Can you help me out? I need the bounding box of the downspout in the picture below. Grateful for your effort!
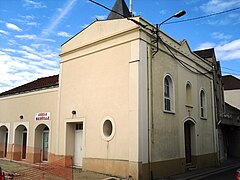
[212,64,220,165]
[210,78,219,166]
[147,45,153,180]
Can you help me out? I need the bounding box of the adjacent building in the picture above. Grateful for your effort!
[221,75,240,159]
[0,0,219,179]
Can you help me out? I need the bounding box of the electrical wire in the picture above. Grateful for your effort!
[158,35,213,79]
[222,66,240,73]
[89,0,213,79]
[164,7,240,25]
[222,71,240,76]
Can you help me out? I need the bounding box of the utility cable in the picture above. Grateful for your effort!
[222,66,240,73]
[165,7,240,25]
[89,0,213,79]
[89,0,151,30]
[158,35,213,79]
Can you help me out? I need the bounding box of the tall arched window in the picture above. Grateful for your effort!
[186,82,192,106]
[200,90,206,118]
[164,75,174,112]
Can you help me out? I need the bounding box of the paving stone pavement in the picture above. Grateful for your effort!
[0,159,112,180]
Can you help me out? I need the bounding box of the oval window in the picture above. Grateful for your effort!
[101,117,115,141]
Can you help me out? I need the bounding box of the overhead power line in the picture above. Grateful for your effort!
[222,71,240,76]
[165,7,240,25]
[222,66,240,73]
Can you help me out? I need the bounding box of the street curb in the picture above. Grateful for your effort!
[179,163,240,180]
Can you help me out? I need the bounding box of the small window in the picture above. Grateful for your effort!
[186,83,192,106]
[200,90,206,118]
[103,120,112,137]
[101,117,115,141]
[76,123,83,130]
[163,75,174,112]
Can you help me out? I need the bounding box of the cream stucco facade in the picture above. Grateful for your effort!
[0,16,217,179]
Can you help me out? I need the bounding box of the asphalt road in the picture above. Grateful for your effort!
[199,167,239,180]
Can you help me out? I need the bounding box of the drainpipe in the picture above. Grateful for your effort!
[212,64,220,166]
[210,79,219,166]
[147,45,153,180]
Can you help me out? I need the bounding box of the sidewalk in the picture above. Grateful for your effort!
[163,158,240,180]
[0,158,112,180]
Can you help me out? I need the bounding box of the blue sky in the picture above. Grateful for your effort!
[0,0,240,93]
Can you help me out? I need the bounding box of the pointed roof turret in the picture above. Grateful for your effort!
[107,0,131,20]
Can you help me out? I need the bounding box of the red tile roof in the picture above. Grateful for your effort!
[0,75,59,97]
[222,75,240,90]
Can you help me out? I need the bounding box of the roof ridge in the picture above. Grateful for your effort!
[0,74,59,97]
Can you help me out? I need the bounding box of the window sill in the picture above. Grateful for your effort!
[163,110,176,115]
[200,117,207,120]
[185,104,193,108]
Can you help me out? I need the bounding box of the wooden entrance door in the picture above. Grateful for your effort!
[4,131,8,157]
[184,122,192,163]
[22,131,27,159]
[42,131,49,161]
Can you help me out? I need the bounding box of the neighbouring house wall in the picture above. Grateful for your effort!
[224,90,240,109]
[0,88,58,163]
[149,25,216,178]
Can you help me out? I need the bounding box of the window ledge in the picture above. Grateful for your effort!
[163,110,176,115]
[185,104,193,108]
[200,117,207,120]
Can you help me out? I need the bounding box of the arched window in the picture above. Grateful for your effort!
[186,83,192,106]
[200,90,206,118]
[164,75,174,112]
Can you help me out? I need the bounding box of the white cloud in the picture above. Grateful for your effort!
[196,39,240,61]
[6,23,22,31]
[200,0,240,13]
[0,42,60,93]
[42,0,77,36]
[15,34,36,39]
[0,30,9,35]
[26,22,39,26]
[57,31,72,37]
[15,34,55,42]
[93,15,107,20]
[21,15,35,20]
[23,0,47,9]
[81,24,89,29]
[196,42,216,50]
[211,32,232,40]
[216,39,240,51]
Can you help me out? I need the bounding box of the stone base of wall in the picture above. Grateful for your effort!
[0,150,217,180]
[150,158,186,179]
[83,158,142,179]
[48,153,73,167]
[192,153,217,168]
[0,150,3,158]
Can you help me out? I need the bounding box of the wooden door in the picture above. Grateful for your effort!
[184,122,192,163]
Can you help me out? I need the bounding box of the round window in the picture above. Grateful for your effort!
[101,117,115,141]
[103,120,113,137]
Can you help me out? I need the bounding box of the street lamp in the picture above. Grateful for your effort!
[153,10,186,55]
[159,10,186,26]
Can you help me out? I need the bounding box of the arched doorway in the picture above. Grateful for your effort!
[35,124,49,162]
[14,125,28,160]
[0,126,8,158]
[184,120,195,164]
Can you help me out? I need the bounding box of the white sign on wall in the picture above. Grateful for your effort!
[35,112,50,121]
